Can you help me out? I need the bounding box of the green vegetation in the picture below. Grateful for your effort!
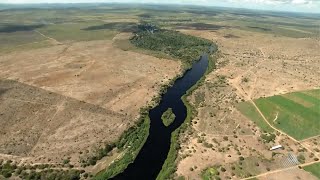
[236,102,274,133]
[260,133,276,143]
[237,89,320,140]
[1,2,319,53]
[297,154,306,164]
[95,108,150,179]
[95,28,215,178]
[131,25,214,68]
[254,89,320,140]
[157,54,217,180]
[194,91,205,107]
[81,142,116,167]
[230,157,266,179]
[201,166,220,180]
[1,4,319,180]
[303,163,320,179]
[161,108,176,126]
[1,4,318,55]
[37,23,118,42]
[0,160,81,180]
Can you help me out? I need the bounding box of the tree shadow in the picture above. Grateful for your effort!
[174,23,229,30]
[223,34,240,38]
[0,87,9,97]
[82,22,138,32]
[248,26,272,32]
[0,24,45,33]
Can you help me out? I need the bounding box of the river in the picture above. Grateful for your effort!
[112,53,209,180]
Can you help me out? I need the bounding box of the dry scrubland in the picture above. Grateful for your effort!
[176,25,320,179]
[0,4,319,179]
[0,33,180,168]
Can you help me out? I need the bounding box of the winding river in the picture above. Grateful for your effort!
[112,53,210,180]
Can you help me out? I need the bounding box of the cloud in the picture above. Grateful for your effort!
[292,0,309,4]
[0,0,319,13]
[228,0,317,5]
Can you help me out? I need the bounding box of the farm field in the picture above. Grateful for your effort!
[236,102,274,133]
[174,6,320,180]
[254,89,320,140]
[303,163,320,179]
[237,89,320,140]
[0,3,319,180]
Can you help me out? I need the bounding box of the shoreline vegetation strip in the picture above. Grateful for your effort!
[94,24,217,179]
[156,53,217,180]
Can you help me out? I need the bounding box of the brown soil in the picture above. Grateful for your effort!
[258,167,318,180]
[176,28,319,180]
[0,37,181,168]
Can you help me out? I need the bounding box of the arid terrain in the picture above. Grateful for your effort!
[0,4,319,180]
[0,33,180,168]
[176,27,320,179]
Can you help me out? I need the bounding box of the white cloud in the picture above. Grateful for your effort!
[0,0,319,13]
[292,0,308,4]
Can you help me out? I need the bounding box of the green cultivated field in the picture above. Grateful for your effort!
[236,102,274,133]
[1,4,319,55]
[238,89,320,140]
[303,163,320,179]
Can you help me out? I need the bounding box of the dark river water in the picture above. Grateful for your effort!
[112,54,209,180]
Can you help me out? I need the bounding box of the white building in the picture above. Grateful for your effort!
[270,145,282,151]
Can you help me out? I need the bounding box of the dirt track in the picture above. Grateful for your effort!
[0,38,181,167]
[176,28,320,179]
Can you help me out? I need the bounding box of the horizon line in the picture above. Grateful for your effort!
[0,2,320,15]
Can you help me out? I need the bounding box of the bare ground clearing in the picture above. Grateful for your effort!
[0,37,181,168]
[176,28,319,179]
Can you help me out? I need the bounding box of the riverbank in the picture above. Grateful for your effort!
[156,53,218,180]
[94,25,216,179]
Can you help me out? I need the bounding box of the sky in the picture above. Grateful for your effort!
[0,0,319,13]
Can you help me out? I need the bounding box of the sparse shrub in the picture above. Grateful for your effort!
[239,156,244,161]
[266,167,270,171]
[260,133,276,143]
[297,154,305,163]
[83,173,89,178]
[63,159,70,164]
[242,77,249,82]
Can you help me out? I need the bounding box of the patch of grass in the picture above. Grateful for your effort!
[254,90,320,140]
[161,108,176,127]
[260,133,276,143]
[231,157,265,178]
[194,91,205,107]
[0,160,81,180]
[237,89,320,140]
[94,108,150,180]
[0,31,49,54]
[0,40,52,54]
[303,163,320,179]
[37,22,118,42]
[201,166,220,180]
[236,102,274,133]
